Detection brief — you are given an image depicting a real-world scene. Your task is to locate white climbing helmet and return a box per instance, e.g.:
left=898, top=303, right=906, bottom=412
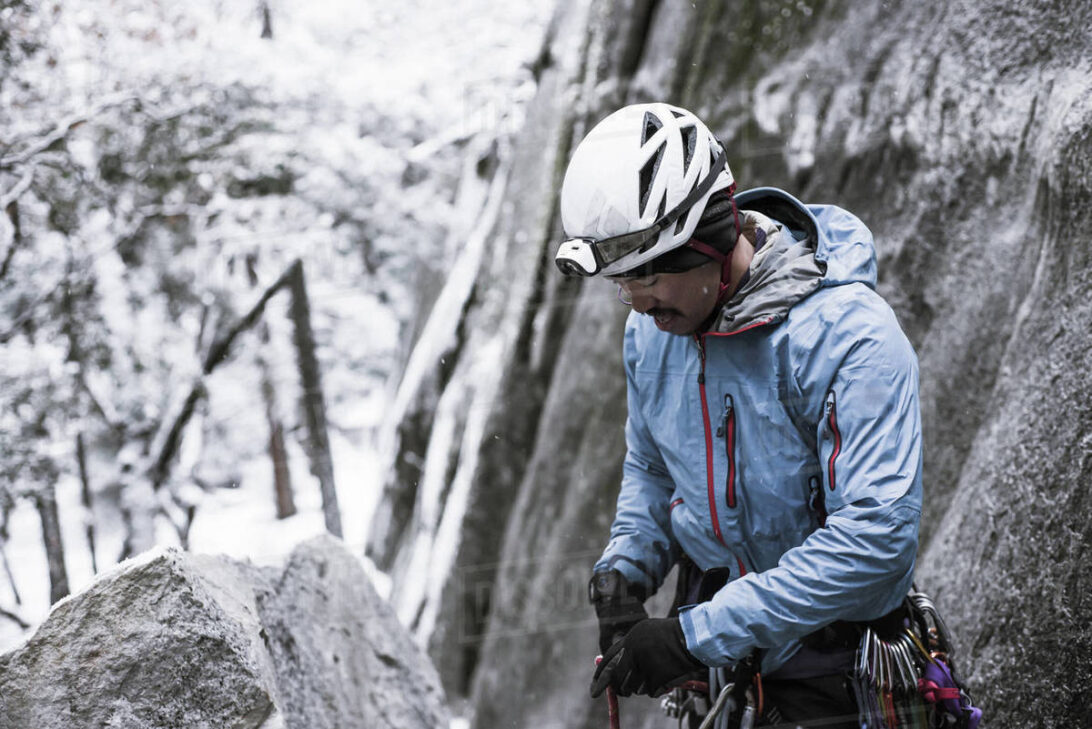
left=555, top=102, right=735, bottom=277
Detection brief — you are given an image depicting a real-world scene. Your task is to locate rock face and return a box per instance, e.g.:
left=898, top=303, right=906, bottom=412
left=368, top=0, right=1092, bottom=727
left=0, top=535, right=448, bottom=729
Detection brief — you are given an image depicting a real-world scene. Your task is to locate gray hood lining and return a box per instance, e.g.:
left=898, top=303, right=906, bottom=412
left=711, top=210, right=825, bottom=334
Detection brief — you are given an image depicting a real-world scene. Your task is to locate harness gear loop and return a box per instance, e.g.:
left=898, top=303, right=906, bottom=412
left=917, top=679, right=963, bottom=704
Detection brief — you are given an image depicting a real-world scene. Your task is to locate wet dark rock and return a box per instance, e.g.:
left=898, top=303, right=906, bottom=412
left=370, top=0, right=1092, bottom=727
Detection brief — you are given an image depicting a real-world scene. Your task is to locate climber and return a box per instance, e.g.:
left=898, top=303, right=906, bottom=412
left=556, top=103, right=924, bottom=728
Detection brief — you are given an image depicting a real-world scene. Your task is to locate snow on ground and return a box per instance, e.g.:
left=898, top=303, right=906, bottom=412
left=1, top=0, right=552, bottom=655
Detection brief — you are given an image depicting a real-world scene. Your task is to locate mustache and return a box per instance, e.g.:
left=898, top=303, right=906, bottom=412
left=649, top=308, right=681, bottom=318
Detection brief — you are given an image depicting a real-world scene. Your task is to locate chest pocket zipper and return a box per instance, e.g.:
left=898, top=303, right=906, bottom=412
left=825, top=390, right=841, bottom=492
left=716, top=394, right=738, bottom=509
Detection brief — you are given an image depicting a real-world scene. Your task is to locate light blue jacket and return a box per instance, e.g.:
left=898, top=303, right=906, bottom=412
left=594, top=188, right=922, bottom=674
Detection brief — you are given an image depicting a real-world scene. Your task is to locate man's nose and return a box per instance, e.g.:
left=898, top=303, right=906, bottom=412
left=629, top=289, right=657, bottom=314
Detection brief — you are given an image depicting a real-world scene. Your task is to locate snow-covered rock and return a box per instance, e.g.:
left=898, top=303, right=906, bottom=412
left=0, top=535, right=447, bottom=729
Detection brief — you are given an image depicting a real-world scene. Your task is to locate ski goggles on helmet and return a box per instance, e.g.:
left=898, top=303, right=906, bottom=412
left=554, top=143, right=728, bottom=277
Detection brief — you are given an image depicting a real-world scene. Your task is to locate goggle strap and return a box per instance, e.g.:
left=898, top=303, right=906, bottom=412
left=717, top=186, right=741, bottom=307
left=729, top=184, right=741, bottom=257
left=684, top=237, right=727, bottom=263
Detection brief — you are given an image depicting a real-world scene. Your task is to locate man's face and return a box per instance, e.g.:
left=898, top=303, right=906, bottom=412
left=612, top=262, right=721, bottom=336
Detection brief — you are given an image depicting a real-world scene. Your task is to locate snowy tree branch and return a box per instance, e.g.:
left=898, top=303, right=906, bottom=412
left=201, top=261, right=298, bottom=374
left=148, top=260, right=299, bottom=490
left=2, top=236, right=126, bottom=344
left=0, top=604, right=30, bottom=630
left=78, top=371, right=124, bottom=433
left=0, top=167, right=33, bottom=281
left=0, top=219, right=17, bottom=281
left=0, top=93, right=138, bottom=170
left=0, top=286, right=56, bottom=344
left=0, top=166, right=34, bottom=207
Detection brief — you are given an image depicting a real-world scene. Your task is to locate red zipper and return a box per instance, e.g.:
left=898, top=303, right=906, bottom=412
left=722, top=394, right=737, bottom=508
left=696, top=337, right=726, bottom=547
left=720, top=395, right=746, bottom=578
left=826, top=391, right=841, bottom=492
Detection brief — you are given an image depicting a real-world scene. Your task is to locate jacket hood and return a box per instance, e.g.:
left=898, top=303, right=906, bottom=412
left=710, top=187, right=878, bottom=334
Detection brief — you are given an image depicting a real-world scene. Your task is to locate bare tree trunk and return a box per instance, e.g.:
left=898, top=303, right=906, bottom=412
left=0, top=537, right=22, bottom=606
left=35, top=485, right=69, bottom=605
left=172, top=501, right=198, bottom=550
left=75, top=432, right=98, bottom=574
left=246, top=253, right=296, bottom=520
left=262, top=360, right=297, bottom=519
left=118, top=471, right=157, bottom=561
left=287, top=261, right=342, bottom=537
left=258, top=0, right=273, bottom=39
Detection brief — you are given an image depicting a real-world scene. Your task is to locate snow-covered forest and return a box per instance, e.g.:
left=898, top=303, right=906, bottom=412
left=0, top=0, right=550, bottom=650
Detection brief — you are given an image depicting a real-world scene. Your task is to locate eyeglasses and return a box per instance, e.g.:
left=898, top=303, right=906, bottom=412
left=555, top=143, right=728, bottom=277
left=610, top=274, right=659, bottom=305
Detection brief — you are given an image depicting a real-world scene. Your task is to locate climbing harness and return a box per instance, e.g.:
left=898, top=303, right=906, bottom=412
left=597, top=587, right=981, bottom=729
left=592, top=655, right=760, bottom=729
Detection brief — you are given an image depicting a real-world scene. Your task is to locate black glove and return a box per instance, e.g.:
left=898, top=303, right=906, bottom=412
left=590, top=617, right=706, bottom=698
left=589, top=570, right=649, bottom=656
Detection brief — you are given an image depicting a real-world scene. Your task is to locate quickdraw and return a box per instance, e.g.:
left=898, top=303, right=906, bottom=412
left=661, top=679, right=711, bottom=726
left=851, top=627, right=931, bottom=729
left=658, top=652, right=761, bottom=729
left=660, top=676, right=760, bottom=729
left=850, top=587, right=983, bottom=729
left=590, top=653, right=760, bottom=729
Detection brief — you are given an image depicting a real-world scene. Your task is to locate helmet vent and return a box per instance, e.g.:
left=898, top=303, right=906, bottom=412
left=639, top=141, right=666, bottom=218
left=670, top=109, right=685, bottom=118
left=641, top=111, right=662, bottom=145
left=682, top=125, right=698, bottom=174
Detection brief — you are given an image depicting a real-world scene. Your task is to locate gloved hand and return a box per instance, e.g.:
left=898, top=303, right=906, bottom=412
left=590, top=617, right=706, bottom=698
left=589, top=570, right=649, bottom=655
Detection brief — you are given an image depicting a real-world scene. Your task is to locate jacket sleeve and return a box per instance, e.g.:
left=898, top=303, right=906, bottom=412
left=679, top=294, right=922, bottom=665
left=593, top=317, right=679, bottom=596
